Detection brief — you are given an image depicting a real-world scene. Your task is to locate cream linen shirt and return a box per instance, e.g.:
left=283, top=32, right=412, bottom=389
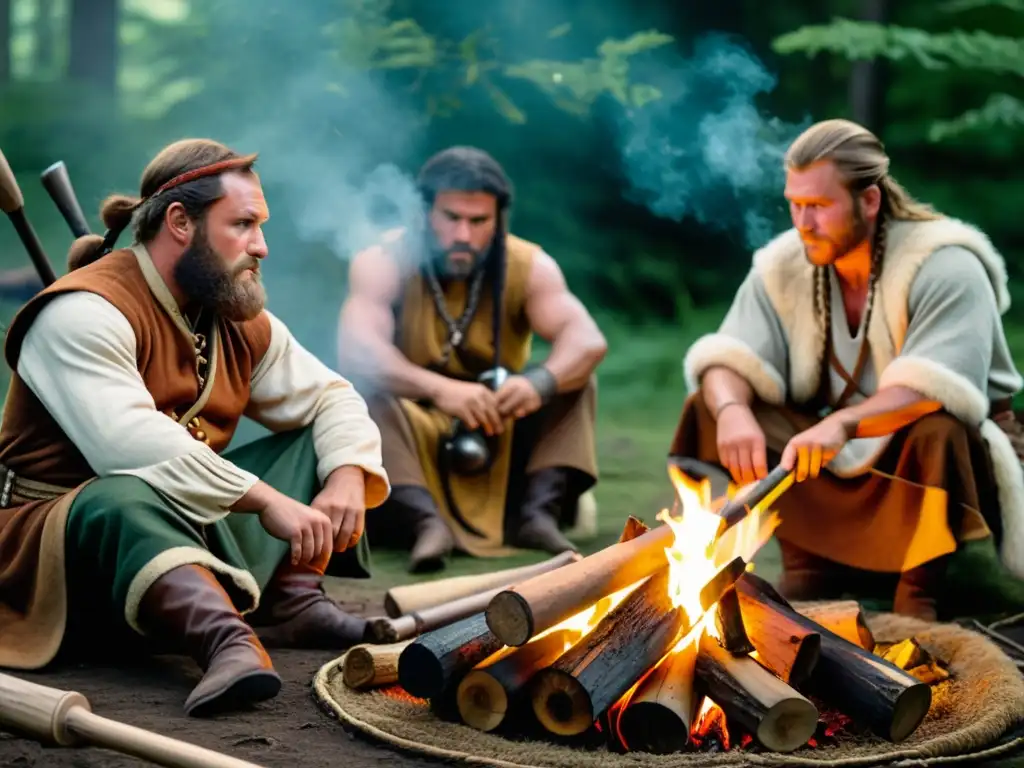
left=15, top=290, right=390, bottom=525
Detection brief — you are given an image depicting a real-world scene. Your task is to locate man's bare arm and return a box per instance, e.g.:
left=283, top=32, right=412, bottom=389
left=337, top=246, right=450, bottom=401
left=700, top=366, right=756, bottom=419
left=523, top=249, right=607, bottom=391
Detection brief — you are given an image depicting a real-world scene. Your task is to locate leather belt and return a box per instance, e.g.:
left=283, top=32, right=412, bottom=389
left=0, top=464, right=74, bottom=507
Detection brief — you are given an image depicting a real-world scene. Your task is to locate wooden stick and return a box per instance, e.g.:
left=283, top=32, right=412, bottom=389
left=0, top=672, right=265, bottom=768
left=370, top=517, right=656, bottom=645
left=734, top=579, right=821, bottom=686
left=742, top=573, right=932, bottom=743
left=694, top=631, right=819, bottom=753
left=397, top=612, right=505, bottom=700
left=715, top=585, right=754, bottom=655
left=456, top=628, right=576, bottom=732
left=486, top=522, right=677, bottom=647
left=796, top=600, right=875, bottom=651
left=368, top=585, right=508, bottom=643
left=530, top=559, right=744, bottom=738
left=383, top=550, right=580, bottom=617
left=615, top=637, right=700, bottom=754
left=342, top=640, right=413, bottom=690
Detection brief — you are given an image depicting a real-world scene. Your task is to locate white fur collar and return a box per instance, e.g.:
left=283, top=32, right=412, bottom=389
left=751, top=216, right=1012, bottom=404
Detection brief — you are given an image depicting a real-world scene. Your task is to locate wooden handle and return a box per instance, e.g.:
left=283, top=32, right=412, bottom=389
left=67, top=708, right=268, bottom=768
left=0, top=672, right=267, bottom=768
left=0, top=148, right=24, bottom=214
left=0, top=672, right=89, bottom=746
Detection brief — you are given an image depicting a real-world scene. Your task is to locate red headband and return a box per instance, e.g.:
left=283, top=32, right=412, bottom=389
left=150, top=155, right=257, bottom=198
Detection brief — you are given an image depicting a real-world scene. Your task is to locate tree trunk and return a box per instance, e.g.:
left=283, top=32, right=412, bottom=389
left=33, top=0, right=55, bottom=76
left=848, top=0, right=891, bottom=132
left=0, top=0, right=10, bottom=83
left=68, top=0, right=118, bottom=92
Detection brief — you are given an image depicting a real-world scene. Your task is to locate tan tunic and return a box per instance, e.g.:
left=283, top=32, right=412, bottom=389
left=387, top=232, right=536, bottom=556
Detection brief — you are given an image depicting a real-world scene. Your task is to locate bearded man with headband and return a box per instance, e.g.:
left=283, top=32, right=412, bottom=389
left=338, top=146, right=607, bottom=573
left=0, top=139, right=390, bottom=717
left=671, top=118, right=1024, bottom=621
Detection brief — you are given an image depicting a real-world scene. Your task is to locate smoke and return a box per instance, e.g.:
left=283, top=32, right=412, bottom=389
left=616, top=33, right=810, bottom=250
left=225, top=66, right=429, bottom=265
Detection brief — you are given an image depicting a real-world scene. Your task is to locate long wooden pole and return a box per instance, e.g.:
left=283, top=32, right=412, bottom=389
left=0, top=672, right=266, bottom=768
left=383, top=550, right=581, bottom=618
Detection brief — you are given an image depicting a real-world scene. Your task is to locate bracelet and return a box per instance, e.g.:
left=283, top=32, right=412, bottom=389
left=523, top=366, right=558, bottom=405
left=713, top=400, right=746, bottom=419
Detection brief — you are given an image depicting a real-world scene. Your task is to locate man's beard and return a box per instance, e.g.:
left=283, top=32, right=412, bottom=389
left=174, top=229, right=265, bottom=322
left=803, top=207, right=870, bottom=267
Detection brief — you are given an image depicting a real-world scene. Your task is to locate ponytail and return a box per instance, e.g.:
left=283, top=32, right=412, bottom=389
left=65, top=193, right=142, bottom=271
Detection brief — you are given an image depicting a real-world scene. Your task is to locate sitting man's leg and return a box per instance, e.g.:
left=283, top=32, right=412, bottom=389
left=363, top=395, right=453, bottom=573
left=64, top=475, right=282, bottom=718
left=503, top=375, right=599, bottom=554
left=64, top=426, right=374, bottom=717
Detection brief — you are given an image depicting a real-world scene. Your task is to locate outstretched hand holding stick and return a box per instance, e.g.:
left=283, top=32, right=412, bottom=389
left=714, top=399, right=944, bottom=541
left=0, top=148, right=58, bottom=286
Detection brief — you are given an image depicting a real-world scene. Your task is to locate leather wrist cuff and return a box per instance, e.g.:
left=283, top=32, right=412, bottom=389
left=524, top=366, right=558, bottom=404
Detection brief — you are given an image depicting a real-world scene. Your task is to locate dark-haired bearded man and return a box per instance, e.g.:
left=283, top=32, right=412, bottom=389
left=339, top=145, right=607, bottom=573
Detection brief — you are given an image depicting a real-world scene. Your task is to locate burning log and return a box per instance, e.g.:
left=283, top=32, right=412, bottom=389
left=797, top=601, right=875, bottom=651
left=615, top=638, right=700, bottom=754
left=741, top=574, right=932, bottom=743
left=486, top=523, right=678, bottom=647
left=693, top=631, right=819, bottom=753
left=530, top=559, right=744, bottom=738
left=383, top=550, right=581, bottom=617
left=715, top=586, right=754, bottom=655
left=398, top=613, right=504, bottom=700
left=342, top=640, right=413, bottom=690
left=734, top=580, right=821, bottom=686
left=456, top=628, right=577, bottom=732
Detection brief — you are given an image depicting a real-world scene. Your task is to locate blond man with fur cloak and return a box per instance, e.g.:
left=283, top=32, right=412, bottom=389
left=671, top=119, right=1024, bottom=621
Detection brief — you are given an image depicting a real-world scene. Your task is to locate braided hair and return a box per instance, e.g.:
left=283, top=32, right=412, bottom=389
left=788, top=119, right=941, bottom=370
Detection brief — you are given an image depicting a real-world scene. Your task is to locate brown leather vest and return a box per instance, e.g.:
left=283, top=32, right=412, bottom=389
left=0, top=247, right=272, bottom=488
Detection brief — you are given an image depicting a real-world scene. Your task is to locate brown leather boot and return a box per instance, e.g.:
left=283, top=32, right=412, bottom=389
left=510, top=468, right=579, bottom=555
left=137, top=564, right=282, bottom=718
left=249, top=554, right=370, bottom=649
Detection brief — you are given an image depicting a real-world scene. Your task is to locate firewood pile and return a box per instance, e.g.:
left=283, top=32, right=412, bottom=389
left=343, top=470, right=952, bottom=756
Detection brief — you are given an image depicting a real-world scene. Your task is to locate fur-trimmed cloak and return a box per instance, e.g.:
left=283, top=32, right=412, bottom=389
left=683, top=217, right=1024, bottom=579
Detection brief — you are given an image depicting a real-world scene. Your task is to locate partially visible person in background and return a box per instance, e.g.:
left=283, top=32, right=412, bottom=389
left=671, top=118, right=1024, bottom=621
left=338, top=145, right=606, bottom=573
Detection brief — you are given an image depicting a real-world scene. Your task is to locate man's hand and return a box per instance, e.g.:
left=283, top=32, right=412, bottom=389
left=780, top=414, right=854, bottom=482
left=496, top=375, right=543, bottom=420
left=257, top=497, right=334, bottom=566
left=715, top=403, right=769, bottom=486
left=311, top=465, right=367, bottom=552
left=433, top=378, right=504, bottom=435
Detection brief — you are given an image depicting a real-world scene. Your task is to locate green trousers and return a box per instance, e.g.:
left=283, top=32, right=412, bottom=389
left=62, top=426, right=371, bottom=654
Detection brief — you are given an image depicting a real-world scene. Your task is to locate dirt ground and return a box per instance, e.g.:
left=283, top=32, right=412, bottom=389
left=0, top=579, right=440, bottom=768
left=3, top=577, right=1024, bottom=768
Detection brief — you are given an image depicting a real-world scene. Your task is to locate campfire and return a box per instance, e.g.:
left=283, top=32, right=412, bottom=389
left=342, top=467, right=951, bottom=756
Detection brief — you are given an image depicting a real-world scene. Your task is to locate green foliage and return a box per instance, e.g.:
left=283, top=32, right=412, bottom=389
left=503, top=31, right=674, bottom=117
left=771, top=6, right=1024, bottom=142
